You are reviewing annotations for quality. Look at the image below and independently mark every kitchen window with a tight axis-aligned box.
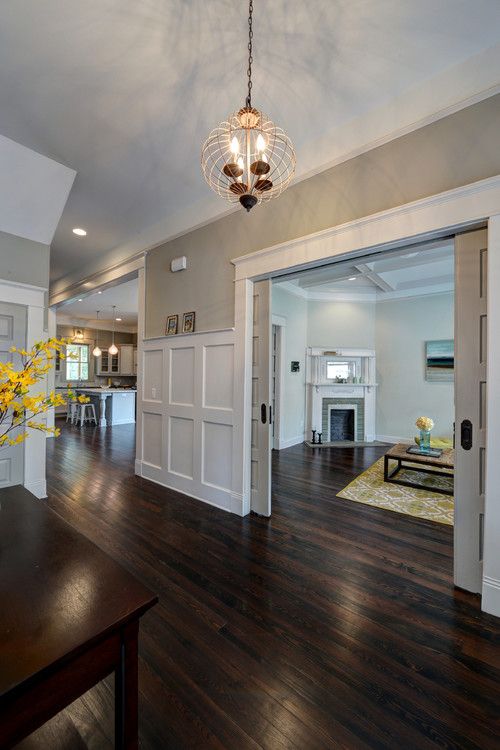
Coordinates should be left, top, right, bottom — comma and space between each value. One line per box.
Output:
65, 344, 89, 381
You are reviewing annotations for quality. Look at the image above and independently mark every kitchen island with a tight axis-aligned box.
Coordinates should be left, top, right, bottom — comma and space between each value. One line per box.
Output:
75, 388, 136, 427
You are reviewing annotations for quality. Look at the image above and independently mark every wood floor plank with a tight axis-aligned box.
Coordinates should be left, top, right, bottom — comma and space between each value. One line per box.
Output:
15, 424, 500, 749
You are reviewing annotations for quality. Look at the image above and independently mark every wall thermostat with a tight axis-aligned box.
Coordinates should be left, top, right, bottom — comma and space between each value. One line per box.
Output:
171, 256, 187, 272
291, 361, 300, 372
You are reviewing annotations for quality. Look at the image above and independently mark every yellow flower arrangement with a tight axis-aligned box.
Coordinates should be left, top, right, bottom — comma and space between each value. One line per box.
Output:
0, 338, 89, 447
415, 416, 434, 432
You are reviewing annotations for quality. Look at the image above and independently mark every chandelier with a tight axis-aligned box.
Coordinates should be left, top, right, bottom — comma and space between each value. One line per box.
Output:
201, 0, 296, 212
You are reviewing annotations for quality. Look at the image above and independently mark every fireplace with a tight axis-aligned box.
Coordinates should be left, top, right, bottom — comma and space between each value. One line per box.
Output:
329, 407, 355, 441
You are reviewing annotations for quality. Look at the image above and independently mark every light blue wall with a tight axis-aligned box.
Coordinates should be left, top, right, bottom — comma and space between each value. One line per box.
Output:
272, 286, 307, 446
375, 293, 454, 440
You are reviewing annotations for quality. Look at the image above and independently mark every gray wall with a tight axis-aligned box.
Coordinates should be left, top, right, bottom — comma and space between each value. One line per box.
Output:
0, 229, 50, 288
146, 94, 500, 337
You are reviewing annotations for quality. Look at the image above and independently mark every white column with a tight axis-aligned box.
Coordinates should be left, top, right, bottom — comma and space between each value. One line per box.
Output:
135, 266, 145, 475
483, 214, 500, 616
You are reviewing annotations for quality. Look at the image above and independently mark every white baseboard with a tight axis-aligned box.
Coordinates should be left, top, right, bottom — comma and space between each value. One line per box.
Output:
135, 460, 250, 516
25, 479, 47, 499
482, 576, 500, 618
376, 434, 412, 444
276, 434, 305, 450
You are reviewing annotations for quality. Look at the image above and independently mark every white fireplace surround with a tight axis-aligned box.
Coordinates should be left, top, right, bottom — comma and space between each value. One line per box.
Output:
328, 404, 358, 441
306, 347, 377, 442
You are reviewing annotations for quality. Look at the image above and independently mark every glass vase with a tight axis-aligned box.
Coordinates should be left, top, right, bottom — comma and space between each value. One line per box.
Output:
419, 429, 431, 453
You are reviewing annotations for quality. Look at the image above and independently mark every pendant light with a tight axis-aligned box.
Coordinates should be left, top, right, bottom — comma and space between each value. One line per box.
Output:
92, 311, 102, 357
201, 0, 295, 211
108, 306, 118, 356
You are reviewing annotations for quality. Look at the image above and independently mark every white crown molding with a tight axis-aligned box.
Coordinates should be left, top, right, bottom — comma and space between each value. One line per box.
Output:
276, 279, 454, 304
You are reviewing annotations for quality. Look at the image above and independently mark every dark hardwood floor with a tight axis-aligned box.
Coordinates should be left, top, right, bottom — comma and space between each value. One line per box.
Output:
17, 423, 500, 749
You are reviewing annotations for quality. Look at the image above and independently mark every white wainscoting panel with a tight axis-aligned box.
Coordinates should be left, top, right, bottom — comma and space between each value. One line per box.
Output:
137, 329, 244, 514
170, 347, 195, 406
169, 416, 194, 479
143, 349, 163, 401
142, 412, 163, 468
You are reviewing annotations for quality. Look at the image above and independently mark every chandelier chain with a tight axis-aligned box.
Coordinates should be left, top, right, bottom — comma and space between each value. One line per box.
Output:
246, 0, 253, 108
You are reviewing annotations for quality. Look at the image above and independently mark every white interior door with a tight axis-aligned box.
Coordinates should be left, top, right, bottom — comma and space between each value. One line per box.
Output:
0, 301, 27, 487
454, 228, 487, 593
251, 280, 272, 515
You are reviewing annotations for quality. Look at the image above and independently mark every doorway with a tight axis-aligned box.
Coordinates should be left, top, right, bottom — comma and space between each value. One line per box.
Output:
246, 227, 487, 597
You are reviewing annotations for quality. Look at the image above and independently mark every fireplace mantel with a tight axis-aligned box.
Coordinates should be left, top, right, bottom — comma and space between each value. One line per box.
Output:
306, 347, 377, 442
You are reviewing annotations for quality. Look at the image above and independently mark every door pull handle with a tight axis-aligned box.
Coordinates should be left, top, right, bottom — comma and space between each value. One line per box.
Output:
260, 403, 267, 424
461, 419, 473, 450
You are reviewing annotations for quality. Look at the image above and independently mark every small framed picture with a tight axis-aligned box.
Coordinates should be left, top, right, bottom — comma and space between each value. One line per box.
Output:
166, 314, 178, 336
182, 311, 195, 334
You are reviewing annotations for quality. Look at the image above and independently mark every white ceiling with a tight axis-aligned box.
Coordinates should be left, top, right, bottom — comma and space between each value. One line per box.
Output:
275, 240, 455, 301
0, 1, 499, 284
57, 277, 138, 328
0, 134, 74, 245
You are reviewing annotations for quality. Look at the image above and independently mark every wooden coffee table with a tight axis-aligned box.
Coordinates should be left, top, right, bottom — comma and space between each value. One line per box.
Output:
383, 443, 454, 496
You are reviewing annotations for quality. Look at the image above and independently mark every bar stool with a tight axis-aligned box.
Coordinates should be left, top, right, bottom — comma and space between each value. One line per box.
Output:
66, 402, 78, 424
75, 402, 97, 427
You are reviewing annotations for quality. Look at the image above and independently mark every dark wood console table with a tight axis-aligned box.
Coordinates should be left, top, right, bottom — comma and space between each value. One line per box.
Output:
0, 485, 158, 749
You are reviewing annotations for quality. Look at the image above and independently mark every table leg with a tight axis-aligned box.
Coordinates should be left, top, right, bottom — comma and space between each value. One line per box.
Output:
115, 621, 139, 749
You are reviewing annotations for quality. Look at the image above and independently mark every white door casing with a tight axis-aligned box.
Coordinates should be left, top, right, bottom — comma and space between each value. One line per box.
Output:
0, 301, 27, 487
251, 280, 272, 516
454, 229, 487, 593
232, 178, 500, 616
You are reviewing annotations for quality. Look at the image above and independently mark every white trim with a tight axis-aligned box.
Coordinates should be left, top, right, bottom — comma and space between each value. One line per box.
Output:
25, 479, 47, 499
276, 434, 305, 450
134, 460, 244, 514
0, 279, 48, 498
232, 175, 500, 280
278, 284, 454, 304
144, 326, 235, 343
232, 174, 500, 616
50, 253, 144, 307
482, 577, 500, 617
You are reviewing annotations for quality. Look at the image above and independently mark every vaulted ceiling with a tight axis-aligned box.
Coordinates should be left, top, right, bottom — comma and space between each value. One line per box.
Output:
1, 1, 499, 287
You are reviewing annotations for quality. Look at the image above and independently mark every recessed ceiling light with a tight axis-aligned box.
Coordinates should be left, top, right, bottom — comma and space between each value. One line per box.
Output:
348, 276, 357, 281
404, 251, 419, 258
73, 227, 87, 236
78, 298, 83, 302
115, 317, 122, 322
97, 290, 102, 294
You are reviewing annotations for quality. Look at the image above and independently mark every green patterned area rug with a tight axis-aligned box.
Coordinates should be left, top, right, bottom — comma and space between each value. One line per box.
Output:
337, 457, 454, 525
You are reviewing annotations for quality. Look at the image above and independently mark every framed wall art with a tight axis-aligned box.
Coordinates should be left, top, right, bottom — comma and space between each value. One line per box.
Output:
166, 314, 178, 336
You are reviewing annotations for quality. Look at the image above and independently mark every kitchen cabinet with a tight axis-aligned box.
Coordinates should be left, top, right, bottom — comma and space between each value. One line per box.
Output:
96, 349, 120, 376
119, 344, 134, 376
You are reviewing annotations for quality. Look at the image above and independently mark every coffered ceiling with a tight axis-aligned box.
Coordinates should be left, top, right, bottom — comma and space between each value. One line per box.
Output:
275, 239, 455, 301
1, 1, 499, 288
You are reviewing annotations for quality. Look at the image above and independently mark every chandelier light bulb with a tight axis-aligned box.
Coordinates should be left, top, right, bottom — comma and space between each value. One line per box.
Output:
108, 343, 118, 356
92, 345, 102, 358
256, 133, 266, 152
201, 0, 295, 212
230, 136, 240, 155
